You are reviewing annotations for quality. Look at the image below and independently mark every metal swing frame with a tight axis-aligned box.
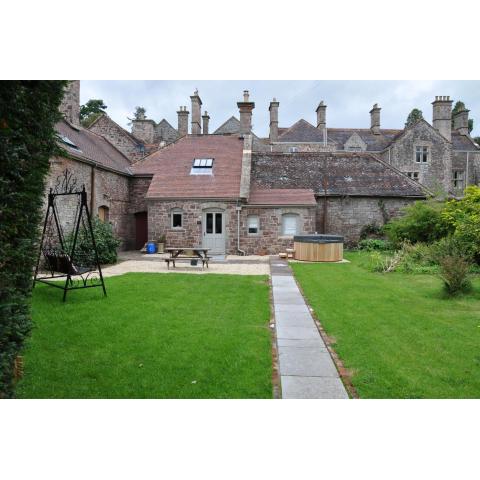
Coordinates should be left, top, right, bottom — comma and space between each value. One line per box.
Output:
33, 171, 107, 302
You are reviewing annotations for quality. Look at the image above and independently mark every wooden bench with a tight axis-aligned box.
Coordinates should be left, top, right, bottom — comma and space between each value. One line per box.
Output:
164, 256, 211, 270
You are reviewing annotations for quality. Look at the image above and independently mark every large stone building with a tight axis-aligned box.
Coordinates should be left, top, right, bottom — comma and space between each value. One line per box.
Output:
50, 81, 480, 255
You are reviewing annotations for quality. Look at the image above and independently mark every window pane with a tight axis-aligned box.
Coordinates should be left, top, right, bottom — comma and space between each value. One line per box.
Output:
248, 215, 259, 233
172, 213, 182, 228
206, 213, 213, 234
283, 215, 297, 235
215, 213, 222, 234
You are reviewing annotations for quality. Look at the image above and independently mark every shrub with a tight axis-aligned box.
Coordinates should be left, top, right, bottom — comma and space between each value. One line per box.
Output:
438, 256, 472, 295
65, 216, 121, 266
359, 222, 384, 240
358, 238, 391, 251
442, 185, 480, 263
384, 200, 450, 246
0, 80, 67, 398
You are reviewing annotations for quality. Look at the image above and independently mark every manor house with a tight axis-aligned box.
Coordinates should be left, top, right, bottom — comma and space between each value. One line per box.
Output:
49, 81, 480, 255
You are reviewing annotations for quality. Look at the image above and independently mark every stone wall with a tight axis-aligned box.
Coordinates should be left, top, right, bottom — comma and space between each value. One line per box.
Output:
59, 81, 80, 126
452, 151, 480, 193
89, 115, 144, 162
322, 196, 415, 243
240, 206, 315, 255
45, 156, 133, 249
129, 177, 152, 215
384, 121, 452, 193
148, 200, 238, 253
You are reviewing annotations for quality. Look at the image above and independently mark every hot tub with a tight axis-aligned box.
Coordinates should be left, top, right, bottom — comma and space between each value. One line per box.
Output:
293, 234, 344, 262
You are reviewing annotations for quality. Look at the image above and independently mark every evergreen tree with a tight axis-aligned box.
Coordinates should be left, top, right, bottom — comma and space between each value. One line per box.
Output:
405, 108, 424, 127
0, 80, 66, 397
80, 99, 107, 127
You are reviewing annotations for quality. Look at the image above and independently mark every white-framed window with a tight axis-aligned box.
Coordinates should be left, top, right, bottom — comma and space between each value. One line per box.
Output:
247, 215, 259, 234
171, 209, 183, 228
191, 158, 214, 175
288, 146, 298, 153
282, 213, 299, 236
415, 146, 429, 163
406, 171, 419, 181
453, 170, 465, 190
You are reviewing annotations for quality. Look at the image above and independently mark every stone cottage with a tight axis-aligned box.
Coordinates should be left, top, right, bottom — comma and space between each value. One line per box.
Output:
49, 81, 480, 255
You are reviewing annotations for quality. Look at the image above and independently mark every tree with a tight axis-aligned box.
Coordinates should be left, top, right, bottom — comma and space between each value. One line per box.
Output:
452, 100, 474, 133
127, 106, 147, 126
0, 80, 67, 398
405, 108, 424, 127
80, 99, 107, 127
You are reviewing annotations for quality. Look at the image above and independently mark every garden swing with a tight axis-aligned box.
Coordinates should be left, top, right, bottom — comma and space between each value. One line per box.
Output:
33, 169, 107, 302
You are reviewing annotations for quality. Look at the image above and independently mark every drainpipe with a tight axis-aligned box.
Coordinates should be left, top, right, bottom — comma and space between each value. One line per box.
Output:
466, 151, 470, 187
90, 165, 96, 213
236, 202, 246, 256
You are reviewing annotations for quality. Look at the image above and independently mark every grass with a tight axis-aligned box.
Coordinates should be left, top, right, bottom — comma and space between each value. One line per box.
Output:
291, 252, 480, 398
17, 273, 272, 399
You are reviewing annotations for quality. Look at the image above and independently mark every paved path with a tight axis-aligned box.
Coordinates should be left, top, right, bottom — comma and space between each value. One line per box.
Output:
270, 258, 348, 399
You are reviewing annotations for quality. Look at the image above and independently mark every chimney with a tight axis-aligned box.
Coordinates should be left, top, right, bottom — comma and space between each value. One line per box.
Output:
131, 117, 155, 144
269, 98, 279, 142
177, 106, 189, 137
370, 103, 381, 134
190, 89, 202, 135
432, 96, 453, 141
59, 80, 80, 127
202, 111, 210, 135
453, 107, 470, 136
316, 101, 326, 130
237, 90, 255, 136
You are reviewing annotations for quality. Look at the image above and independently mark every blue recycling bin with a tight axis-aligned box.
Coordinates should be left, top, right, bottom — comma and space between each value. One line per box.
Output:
146, 241, 157, 254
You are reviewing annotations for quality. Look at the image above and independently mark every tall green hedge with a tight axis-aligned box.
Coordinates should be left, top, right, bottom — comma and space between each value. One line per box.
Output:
0, 80, 67, 398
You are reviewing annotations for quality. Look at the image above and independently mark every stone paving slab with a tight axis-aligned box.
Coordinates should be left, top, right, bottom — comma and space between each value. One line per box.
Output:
276, 325, 320, 340
270, 256, 349, 399
279, 347, 339, 377
281, 376, 349, 399
277, 338, 328, 349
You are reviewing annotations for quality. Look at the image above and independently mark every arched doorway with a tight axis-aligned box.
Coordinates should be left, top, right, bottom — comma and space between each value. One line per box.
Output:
134, 211, 148, 250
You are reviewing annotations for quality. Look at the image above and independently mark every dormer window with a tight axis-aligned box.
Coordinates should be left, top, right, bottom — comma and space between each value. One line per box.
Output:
191, 158, 214, 175
59, 134, 81, 151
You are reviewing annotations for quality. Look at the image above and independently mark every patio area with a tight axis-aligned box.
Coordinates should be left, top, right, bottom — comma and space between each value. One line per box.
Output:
101, 251, 271, 277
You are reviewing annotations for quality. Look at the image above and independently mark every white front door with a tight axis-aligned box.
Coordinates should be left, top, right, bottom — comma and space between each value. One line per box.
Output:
203, 211, 225, 254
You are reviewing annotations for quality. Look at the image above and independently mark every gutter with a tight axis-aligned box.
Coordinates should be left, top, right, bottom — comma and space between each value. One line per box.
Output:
236, 201, 245, 256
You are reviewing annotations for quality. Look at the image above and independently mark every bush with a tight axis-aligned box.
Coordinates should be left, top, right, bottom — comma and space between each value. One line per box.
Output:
438, 256, 472, 295
0, 80, 66, 398
359, 223, 384, 240
431, 236, 472, 295
358, 238, 391, 251
384, 200, 450, 246
65, 216, 121, 265
442, 185, 480, 263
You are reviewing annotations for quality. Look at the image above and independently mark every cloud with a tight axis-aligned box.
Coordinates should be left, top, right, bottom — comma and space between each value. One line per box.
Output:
80, 80, 480, 137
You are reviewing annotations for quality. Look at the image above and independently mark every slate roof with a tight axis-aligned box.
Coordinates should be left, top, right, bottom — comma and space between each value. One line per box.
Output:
248, 188, 316, 206
277, 120, 403, 150
326, 128, 402, 151
251, 152, 426, 197
56, 120, 132, 175
213, 116, 241, 135
451, 132, 480, 151
130, 135, 244, 199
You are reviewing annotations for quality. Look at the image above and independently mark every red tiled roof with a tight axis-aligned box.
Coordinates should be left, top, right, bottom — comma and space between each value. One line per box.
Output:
248, 188, 316, 206
56, 120, 132, 174
137, 135, 244, 199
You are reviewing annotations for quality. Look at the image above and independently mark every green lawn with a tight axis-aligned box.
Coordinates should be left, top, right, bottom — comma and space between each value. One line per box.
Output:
17, 273, 272, 399
291, 252, 480, 398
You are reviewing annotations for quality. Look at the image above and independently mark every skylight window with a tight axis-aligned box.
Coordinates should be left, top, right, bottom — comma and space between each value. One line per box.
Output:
59, 134, 81, 151
191, 158, 214, 175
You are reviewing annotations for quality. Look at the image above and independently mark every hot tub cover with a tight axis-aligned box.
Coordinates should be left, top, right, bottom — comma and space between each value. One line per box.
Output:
294, 234, 344, 244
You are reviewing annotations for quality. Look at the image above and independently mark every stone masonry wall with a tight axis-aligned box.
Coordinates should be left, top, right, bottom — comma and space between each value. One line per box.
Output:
240, 206, 315, 255
452, 151, 480, 193
323, 196, 416, 244
383, 121, 451, 193
45, 156, 133, 249
89, 115, 144, 162
148, 200, 238, 253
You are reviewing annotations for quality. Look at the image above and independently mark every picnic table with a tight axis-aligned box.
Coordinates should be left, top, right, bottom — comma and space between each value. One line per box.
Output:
164, 247, 211, 270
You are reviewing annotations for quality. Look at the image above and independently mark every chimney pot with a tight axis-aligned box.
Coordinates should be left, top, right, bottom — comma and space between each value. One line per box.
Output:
370, 103, 381, 134
237, 90, 255, 136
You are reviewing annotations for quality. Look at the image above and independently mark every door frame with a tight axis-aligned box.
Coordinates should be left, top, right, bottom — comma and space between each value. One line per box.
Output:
202, 209, 226, 255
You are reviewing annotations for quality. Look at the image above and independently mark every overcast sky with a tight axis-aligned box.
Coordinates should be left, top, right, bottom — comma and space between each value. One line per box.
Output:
81, 81, 480, 138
